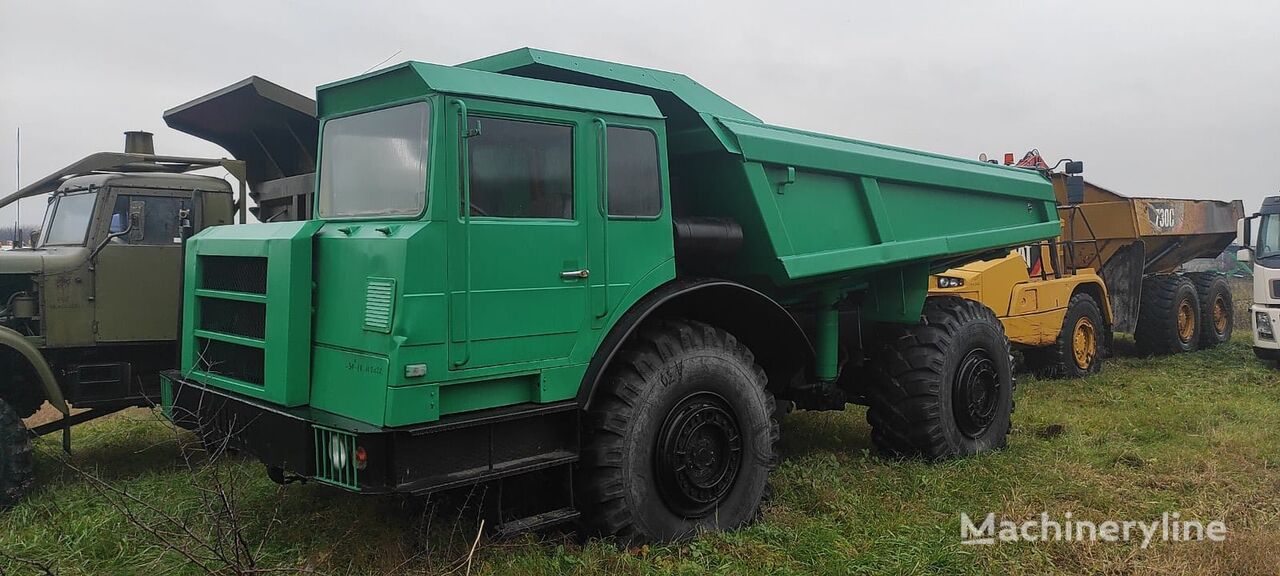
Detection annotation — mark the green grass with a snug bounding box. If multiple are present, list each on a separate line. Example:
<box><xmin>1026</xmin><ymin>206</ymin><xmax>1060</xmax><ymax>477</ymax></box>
<box><xmin>3</xmin><ymin>338</ymin><xmax>1279</xmax><ymax>575</ymax></box>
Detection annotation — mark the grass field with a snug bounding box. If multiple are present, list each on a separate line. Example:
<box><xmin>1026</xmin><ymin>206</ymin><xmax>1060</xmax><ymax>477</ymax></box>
<box><xmin>3</xmin><ymin>334</ymin><xmax>1279</xmax><ymax>574</ymax></box>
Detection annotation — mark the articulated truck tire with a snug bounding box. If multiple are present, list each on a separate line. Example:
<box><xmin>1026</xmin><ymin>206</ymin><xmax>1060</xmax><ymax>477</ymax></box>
<box><xmin>577</xmin><ymin>319</ymin><xmax>778</xmax><ymax>544</ymax></box>
<box><xmin>866</xmin><ymin>297</ymin><xmax>1014</xmax><ymax>460</ymax></box>
<box><xmin>1028</xmin><ymin>292</ymin><xmax>1106</xmax><ymax>379</ymax></box>
<box><xmin>1135</xmin><ymin>275</ymin><xmax>1201</xmax><ymax>355</ymax></box>
<box><xmin>1188</xmin><ymin>272</ymin><xmax>1233</xmax><ymax>348</ymax></box>
<box><xmin>0</xmin><ymin>399</ymin><xmax>34</xmax><ymax>508</ymax></box>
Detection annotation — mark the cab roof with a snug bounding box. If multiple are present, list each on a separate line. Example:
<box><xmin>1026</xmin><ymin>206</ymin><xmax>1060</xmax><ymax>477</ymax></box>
<box><xmin>58</xmin><ymin>171</ymin><xmax>231</xmax><ymax>193</ymax></box>
<box><xmin>317</xmin><ymin>60</ymin><xmax>664</xmax><ymax>120</ymax></box>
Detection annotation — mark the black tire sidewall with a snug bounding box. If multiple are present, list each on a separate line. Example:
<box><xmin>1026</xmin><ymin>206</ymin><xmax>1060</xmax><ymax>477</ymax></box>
<box><xmin>1199</xmin><ymin>276</ymin><xmax>1233</xmax><ymax>345</ymax></box>
<box><xmin>620</xmin><ymin>344</ymin><xmax>773</xmax><ymax>541</ymax></box>
<box><xmin>935</xmin><ymin>313</ymin><xmax>1014</xmax><ymax>457</ymax></box>
<box><xmin>0</xmin><ymin>400</ymin><xmax>33</xmax><ymax>507</ymax></box>
<box><xmin>1060</xmin><ymin>295</ymin><xmax>1104</xmax><ymax>378</ymax></box>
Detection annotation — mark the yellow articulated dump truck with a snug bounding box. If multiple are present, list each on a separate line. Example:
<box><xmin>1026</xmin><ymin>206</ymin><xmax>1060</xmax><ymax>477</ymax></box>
<box><xmin>932</xmin><ymin>152</ymin><xmax>1243</xmax><ymax>378</ymax></box>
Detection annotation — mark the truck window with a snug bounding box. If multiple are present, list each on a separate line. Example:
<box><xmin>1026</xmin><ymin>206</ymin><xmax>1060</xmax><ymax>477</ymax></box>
<box><xmin>318</xmin><ymin>102</ymin><xmax>430</xmax><ymax>219</ymax></box>
<box><xmin>466</xmin><ymin>117</ymin><xmax>573</xmax><ymax>219</ymax></box>
<box><xmin>1260</xmin><ymin>214</ymin><xmax>1280</xmax><ymax>259</ymax></box>
<box><xmin>41</xmin><ymin>191</ymin><xmax>98</xmax><ymax>246</ymax></box>
<box><xmin>109</xmin><ymin>195</ymin><xmax>191</xmax><ymax>245</ymax></box>
<box><xmin>606</xmin><ymin>127</ymin><xmax>661</xmax><ymax>217</ymax></box>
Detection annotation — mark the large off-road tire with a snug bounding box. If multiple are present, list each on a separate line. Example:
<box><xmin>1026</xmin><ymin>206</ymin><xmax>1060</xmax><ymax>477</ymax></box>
<box><xmin>1189</xmin><ymin>272</ymin><xmax>1233</xmax><ymax>348</ymax></box>
<box><xmin>1134</xmin><ymin>275</ymin><xmax>1201</xmax><ymax>355</ymax></box>
<box><xmin>1</xmin><ymin>366</ymin><xmax>45</xmax><ymax>419</ymax></box>
<box><xmin>865</xmin><ymin>297</ymin><xmax>1015</xmax><ymax>460</ymax></box>
<box><xmin>577</xmin><ymin>319</ymin><xmax>778</xmax><ymax>544</ymax></box>
<box><xmin>1029</xmin><ymin>292</ymin><xmax>1106</xmax><ymax>379</ymax></box>
<box><xmin>0</xmin><ymin>398</ymin><xmax>34</xmax><ymax>508</ymax></box>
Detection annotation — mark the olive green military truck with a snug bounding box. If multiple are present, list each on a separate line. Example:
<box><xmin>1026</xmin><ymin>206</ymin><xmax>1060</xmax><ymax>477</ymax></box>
<box><xmin>0</xmin><ymin>77</ymin><xmax>317</xmax><ymax>505</ymax></box>
<box><xmin>162</xmin><ymin>49</ymin><xmax>1064</xmax><ymax>543</ymax></box>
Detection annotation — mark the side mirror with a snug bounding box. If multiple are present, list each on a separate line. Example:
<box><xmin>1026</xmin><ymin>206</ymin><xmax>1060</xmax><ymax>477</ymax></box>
<box><xmin>110</xmin><ymin>213</ymin><xmax>126</xmax><ymax>234</ymax></box>
<box><xmin>28</xmin><ymin>230</ymin><xmax>39</xmax><ymax>246</ymax></box>
<box><xmin>1066</xmin><ymin>175</ymin><xmax>1086</xmax><ymax>205</ymax></box>
<box><xmin>1238</xmin><ymin>247</ymin><xmax>1252</xmax><ymax>264</ymax></box>
<box><xmin>1065</xmin><ymin>160</ymin><xmax>1084</xmax><ymax>175</ymax></box>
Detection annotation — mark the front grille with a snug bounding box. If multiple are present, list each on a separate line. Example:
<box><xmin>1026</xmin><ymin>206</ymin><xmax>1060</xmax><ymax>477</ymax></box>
<box><xmin>195</xmin><ymin>338</ymin><xmax>265</xmax><ymax>386</ymax></box>
<box><xmin>199</xmin><ymin>298</ymin><xmax>267</xmax><ymax>340</ymax></box>
<box><xmin>201</xmin><ymin>256</ymin><xmax>268</xmax><ymax>294</ymax></box>
<box><xmin>314</xmin><ymin>426</ymin><xmax>359</xmax><ymax>489</ymax></box>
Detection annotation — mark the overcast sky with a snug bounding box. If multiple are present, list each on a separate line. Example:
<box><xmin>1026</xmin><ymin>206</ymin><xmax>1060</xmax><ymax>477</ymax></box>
<box><xmin>1</xmin><ymin>0</ymin><xmax>1277</xmax><ymax>228</ymax></box>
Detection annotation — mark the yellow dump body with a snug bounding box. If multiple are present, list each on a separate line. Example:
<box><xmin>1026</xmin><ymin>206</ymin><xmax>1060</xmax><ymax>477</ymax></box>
<box><xmin>1053</xmin><ymin>174</ymin><xmax>1244</xmax><ymax>274</ymax></box>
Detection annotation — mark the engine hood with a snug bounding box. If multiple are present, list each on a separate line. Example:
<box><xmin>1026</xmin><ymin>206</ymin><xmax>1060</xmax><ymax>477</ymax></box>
<box><xmin>0</xmin><ymin>247</ymin><xmax>91</xmax><ymax>275</ymax></box>
<box><xmin>0</xmin><ymin>249</ymin><xmax>45</xmax><ymax>274</ymax></box>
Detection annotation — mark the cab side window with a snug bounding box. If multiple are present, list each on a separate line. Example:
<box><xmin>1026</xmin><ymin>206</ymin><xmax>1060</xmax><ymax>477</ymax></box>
<box><xmin>606</xmin><ymin>127</ymin><xmax>661</xmax><ymax>218</ymax></box>
<box><xmin>109</xmin><ymin>195</ymin><xmax>191</xmax><ymax>245</ymax></box>
<box><xmin>465</xmin><ymin>117</ymin><xmax>574</xmax><ymax>219</ymax></box>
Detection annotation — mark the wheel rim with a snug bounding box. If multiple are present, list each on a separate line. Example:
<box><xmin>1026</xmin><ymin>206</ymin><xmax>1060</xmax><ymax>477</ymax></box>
<box><xmin>1072</xmin><ymin>316</ymin><xmax>1097</xmax><ymax>370</ymax></box>
<box><xmin>953</xmin><ymin>348</ymin><xmax>1000</xmax><ymax>438</ymax></box>
<box><xmin>1213</xmin><ymin>295</ymin><xmax>1228</xmax><ymax>335</ymax></box>
<box><xmin>655</xmin><ymin>392</ymin><xmax>743</xmax><ymax>517</ymax></box>
<box><xmin>1177</xmin><ymin>299</ymin><xmax>1195</xmax><ymax>343</ymax></box>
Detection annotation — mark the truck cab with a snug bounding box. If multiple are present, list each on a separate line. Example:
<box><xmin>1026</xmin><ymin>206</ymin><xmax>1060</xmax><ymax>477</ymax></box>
<box><xmin>0</xmin><ymin>158</ymin><xmax>236</xmax><ymax>422</ymax></box>
<box><xmin>1243</xmin><ymin>196</ymin><xmax>1280</xmax><ymax>363</ymax></box>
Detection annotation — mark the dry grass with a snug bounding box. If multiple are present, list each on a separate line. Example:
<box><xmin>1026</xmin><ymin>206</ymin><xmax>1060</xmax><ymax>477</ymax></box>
<box><xmin>3</xmin><ymin>335</ymin><xmax>1279</xmax><ymax>575</ymax></box>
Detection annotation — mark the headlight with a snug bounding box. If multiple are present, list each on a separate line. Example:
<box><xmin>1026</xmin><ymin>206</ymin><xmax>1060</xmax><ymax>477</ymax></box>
<box><xmin>1257</xmin><ymin>312</ymin><xmax>1275</xmax><ymax>340</ymax></box>
<box><xmin>937</xmin><ymin>276</ymin><xmax>965</xmax><ymax>289</ymax></box>
<box><xmin>329</xmin><ymin>438</ymin><xmax>350</xmax><ymax>469</ymax></box>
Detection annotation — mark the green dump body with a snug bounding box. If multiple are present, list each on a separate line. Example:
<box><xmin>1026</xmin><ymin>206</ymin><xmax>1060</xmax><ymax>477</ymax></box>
<box><xmin>462</xmin><ymin>50</ymin><xmax>1060</xmax><ymax>302</ymax></box>
<box><xmin>173</xmin><ymin>49</ymin><xmax>1060</xmax><ymax>432</ymax></box>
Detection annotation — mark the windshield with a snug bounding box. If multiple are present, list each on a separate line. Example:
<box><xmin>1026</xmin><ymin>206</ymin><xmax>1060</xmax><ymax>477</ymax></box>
<box><xmin>1259</xmin><ymin>213</ymin><xmax>1280</xmax><ymax>259</ymax></box>
<box><xmin>318</xmin><ymin>101</ymin><xmax>430</xmax><ymax>218</ymax></box>
<box><xmin>40</xmin><ymin>191</ymin><xmax>98</xmax><ymax>247</ymax></box>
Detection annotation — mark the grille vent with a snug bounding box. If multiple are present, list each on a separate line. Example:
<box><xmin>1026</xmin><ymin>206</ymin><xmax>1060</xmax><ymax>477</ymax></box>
<box><xmin>364</xmin><ymin>278</ymin><xmax>396</xmax><ymax>333</ymax></box>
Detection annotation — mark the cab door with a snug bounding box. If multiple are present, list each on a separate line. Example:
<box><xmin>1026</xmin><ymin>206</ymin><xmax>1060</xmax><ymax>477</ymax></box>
<box><xmin>94</xmin><ymin>189</ymin><xmax>191</xmax><ymax>342</ymax></box>
<box><xmin>446</xmin><ymin>100</ymin><xmax>591</xmax><ymax>370</ymax></box>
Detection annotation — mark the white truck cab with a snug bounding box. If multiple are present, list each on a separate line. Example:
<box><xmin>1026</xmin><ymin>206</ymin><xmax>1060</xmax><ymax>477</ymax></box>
<box><xmin>1241</xmin><ymin>196</ymin><xmax>1280</xmax><ymax>365</ymax></box>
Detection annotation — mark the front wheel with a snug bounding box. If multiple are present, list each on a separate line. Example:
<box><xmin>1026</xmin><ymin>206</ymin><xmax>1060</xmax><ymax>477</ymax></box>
<box><xmin>577</xmin><ymin>319</ymin><xmax>778</xmax><ymax>544</ymax></box>
<box><xmin>866</xmin><ymin>297</ymin><xmax>1015</xmax><ymax>460</ymax></box>
<box><xmin>0</xmin><ymin>398</ymin><xmax>34</xmax><ymax>508</ymax></box>
<box><xmin>1030</xmin><ymin>292</ymin><xmax>1107</xmax><ymax>379</ymax></box>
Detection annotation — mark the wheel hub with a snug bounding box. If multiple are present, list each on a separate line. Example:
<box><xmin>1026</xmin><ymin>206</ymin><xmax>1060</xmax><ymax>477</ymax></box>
<box><xmin>1177</xmin><ymin>299</ymin><xmax>1195</xmax><ymax>343</ymax></box>
<box><xmin>1213</xmin><ymin>295</ymin><xmax>1228</xmax><ymax>334</ymax></box>
<box><xmin>655</xmin><ymin>392</ymin><xmax>743</xmax><ymax>517</ymax></box>
<box><xmin>1072</xmin><ymin>316</ymin><xmax>1097</xmax><ymax>371</ymax></box>
<box><xmin>953</xmin><ymin>348</ymin><xmax>1000</xmax><ymax>438</ymax></box>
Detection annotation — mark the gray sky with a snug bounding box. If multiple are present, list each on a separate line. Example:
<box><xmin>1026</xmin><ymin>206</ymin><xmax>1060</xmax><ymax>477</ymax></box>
<box><xmin>2</xmin><ymin>0</ymin><xmax>1277</xmax><ymax>229</ymax></box>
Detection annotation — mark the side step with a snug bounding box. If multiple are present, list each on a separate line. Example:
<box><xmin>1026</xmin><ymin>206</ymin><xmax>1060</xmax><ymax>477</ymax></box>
<box><xmin>490</xmin><ymin>507</ymin><xmax>580</xmax><ymax>539</ymax></box>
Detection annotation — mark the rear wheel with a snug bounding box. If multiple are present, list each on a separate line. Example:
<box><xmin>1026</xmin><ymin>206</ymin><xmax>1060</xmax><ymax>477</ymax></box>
<box><xmin>1030</xmin><ymin>293</ymin><xmax>1106</xmax><ymax>379</ymax></box>
<box><xmin>1189</xmin><ymin>272</ymin><xmax>1233</xmax><ymax>348</ymax></box>
<box><xmin>577</xmin><ymin>319</ymin><xmax>778</xmax><ymax>544</ymax></box>
<box><xmin>1135</xmin><ymin>275</ymin><xmax>1200</xmax><ymax>355</ymax></box>
<box><xmin>0</xmin><ymin>398</ymin><xmax>34</xmax><ymax>508</ymax></box>
<box><xmin>866</xmin><ymin>297</ymin><xmax>1014</xmax><ymax>460</ymax></box>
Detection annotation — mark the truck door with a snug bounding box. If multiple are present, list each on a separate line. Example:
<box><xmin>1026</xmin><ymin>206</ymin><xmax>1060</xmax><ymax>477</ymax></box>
<box><xmin>447</xmin><ymin>102</ymin><xmax>590</xmax><ymax>369</ymax></box>
<box><xmin>94</xmin><ymin>189</ymin><xmax>191</xmax><ymax>342</ymax></box>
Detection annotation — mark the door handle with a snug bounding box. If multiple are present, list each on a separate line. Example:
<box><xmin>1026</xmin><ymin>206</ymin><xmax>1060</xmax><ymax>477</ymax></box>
<box><xmin>561</xmin><ymin>269</ymin><xmax>590</xmax><ymax>279</ymax></box>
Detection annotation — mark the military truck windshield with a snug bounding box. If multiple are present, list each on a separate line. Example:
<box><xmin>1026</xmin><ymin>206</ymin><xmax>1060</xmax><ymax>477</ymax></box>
<box><xmin>40</xmin><ymin>191</ymin><xmax>98</xmax><ymax>246</ymax></box>
<box><xmin>1259</xmin><ymin>213</ymin><xmax>1280</xmax><ymax>259</ymax></box>
<box><xmin>318</xmin><ymin>102</ymin><xmax>430</xmax><ymax>218</ymax></box>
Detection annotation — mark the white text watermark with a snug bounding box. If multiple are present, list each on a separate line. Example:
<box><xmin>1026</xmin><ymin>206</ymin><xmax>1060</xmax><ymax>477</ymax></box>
<box><xmin>960</xmin><ymin>512</ymin><xmax>1226</xmax><ymax>548</ymax></box>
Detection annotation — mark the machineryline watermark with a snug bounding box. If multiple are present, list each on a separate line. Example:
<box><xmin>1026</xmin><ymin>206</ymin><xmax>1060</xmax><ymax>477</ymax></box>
<box><xmin>960</xmin><ymin>512</ymin><xmax>1227</xmax><ymax>548</ymax></box>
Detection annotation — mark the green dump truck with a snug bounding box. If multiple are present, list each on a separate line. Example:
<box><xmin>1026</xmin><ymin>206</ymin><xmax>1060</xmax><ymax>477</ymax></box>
<box><xmin>162</xmin><ymin>48</ymin><xmax>1061</xmax><ymax>542</ymax></box>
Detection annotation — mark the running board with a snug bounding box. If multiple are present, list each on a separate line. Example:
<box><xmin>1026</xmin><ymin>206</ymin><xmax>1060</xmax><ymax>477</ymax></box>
<box><xmin>491</xmin><ymin>507</ymin><xmax>581</xmax><ymax>539</ymax></box>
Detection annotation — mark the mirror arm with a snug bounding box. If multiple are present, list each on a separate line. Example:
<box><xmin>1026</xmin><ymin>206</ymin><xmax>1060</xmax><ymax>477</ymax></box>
<box><xmin>89</xmin><ymin>225</ymin><xmax>131</xmax><ymax>262</ymax></box>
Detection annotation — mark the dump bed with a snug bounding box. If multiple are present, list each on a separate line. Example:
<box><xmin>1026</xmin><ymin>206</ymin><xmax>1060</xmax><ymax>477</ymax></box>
<box><xmin>464</xmin><ymin>49</ymin><xmax>1061</xmax><ymax>296</ymax></box>
<box><xmin>1054</xmin><ymin>174</ymin><xmax>1244</xmax><ymax>274</ymax></box>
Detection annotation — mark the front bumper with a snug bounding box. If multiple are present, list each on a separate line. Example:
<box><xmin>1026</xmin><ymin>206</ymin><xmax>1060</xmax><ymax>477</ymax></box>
<box><xmin>160</xmin><ymin>371</ymin><xmax>579</xmax><ymax>494</ymax></box>
<box><xmin>1250</xmin><ymin>304</ymin><xmax>1280</xmax><ymax>351</ymax></box>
